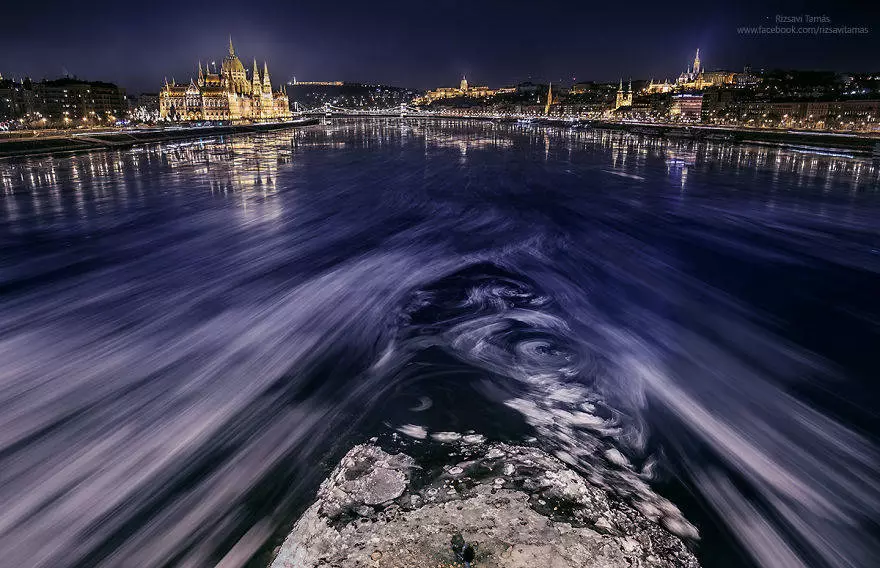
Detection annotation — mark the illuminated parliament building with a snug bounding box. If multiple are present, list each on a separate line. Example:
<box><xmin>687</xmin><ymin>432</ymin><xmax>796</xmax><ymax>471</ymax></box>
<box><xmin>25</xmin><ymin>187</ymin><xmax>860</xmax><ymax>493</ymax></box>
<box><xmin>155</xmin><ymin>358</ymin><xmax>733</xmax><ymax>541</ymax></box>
<box><xmin>159</xmin><ymin>38</ymin><xmax>292</xmax><ymax>122</ymax></box>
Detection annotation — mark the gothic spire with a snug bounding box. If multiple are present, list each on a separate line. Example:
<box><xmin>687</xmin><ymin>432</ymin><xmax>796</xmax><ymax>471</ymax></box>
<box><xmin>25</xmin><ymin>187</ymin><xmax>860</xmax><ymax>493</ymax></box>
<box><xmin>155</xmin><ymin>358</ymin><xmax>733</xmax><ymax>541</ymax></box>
<box><xmin>252</xmin><ymin>58</ymin><xmax>262</xmax><ymax>93</ymax></box>
<box><xmin>228</xmin><ymin>36</ymin><xmax>235</xmax><ymax>57</ymax></box>
<box><xmin>545</xmin><ymin>82</ymin><xmax>553</xmax><ymax>116</ymax></box>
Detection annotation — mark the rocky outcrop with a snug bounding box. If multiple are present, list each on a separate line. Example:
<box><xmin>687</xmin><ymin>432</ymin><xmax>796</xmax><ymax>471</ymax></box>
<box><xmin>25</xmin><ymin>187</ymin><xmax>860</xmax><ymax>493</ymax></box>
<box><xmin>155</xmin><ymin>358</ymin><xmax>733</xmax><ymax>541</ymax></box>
<box><xmin>270</xmin><ymin>442</ymin><xmax>700</xmax><ymax>568</ymax></box>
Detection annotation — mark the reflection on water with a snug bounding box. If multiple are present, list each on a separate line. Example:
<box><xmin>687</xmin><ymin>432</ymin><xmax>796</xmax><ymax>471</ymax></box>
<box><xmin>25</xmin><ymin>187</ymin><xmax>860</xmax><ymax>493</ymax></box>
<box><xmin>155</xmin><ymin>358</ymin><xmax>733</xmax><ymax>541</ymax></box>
<box><xmin>0</xmin><ymin>119</ymin><xmax>878</xmax><ymax>568</ymax></box>
<box><xmin>4</xmin><ymin>121</ymin><xmax>876</xmax><ymax>221</ymax></box>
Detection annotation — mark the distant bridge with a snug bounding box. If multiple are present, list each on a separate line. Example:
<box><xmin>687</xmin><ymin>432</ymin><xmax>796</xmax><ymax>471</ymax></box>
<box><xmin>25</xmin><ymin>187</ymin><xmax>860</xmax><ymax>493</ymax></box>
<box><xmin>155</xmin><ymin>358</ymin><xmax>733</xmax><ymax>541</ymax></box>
<box><xmin>296</xmin><ymin>102</ymin><xmax>435</xmax><ymax>118</ymax></box>
<box><xmin>292</xmin><ymin>102</ymin><xmax>577</xmax><ymax>123</ymax></box>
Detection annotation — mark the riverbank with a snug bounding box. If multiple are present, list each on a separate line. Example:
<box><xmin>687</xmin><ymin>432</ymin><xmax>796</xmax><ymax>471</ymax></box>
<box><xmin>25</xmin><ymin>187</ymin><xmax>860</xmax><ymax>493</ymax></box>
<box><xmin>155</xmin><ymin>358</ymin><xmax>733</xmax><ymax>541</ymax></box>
<box><xmin>415</xmin><ymin>115</ymin><xmax>880</xmax><ymax>157</ymax></box>
<box><xmin>570</xmin><ymin>120</ymin><xmax>880</xmax><ymax>157</ymax></box>
<box><xmin>5</xmin><ymin>115</ymin><xmax>879</xmax><ymax>160</ymax></box>
<box><xmin>0</xmin><ymin>119</ymin><xmax>320</xmax><ymax>158</ymax></box>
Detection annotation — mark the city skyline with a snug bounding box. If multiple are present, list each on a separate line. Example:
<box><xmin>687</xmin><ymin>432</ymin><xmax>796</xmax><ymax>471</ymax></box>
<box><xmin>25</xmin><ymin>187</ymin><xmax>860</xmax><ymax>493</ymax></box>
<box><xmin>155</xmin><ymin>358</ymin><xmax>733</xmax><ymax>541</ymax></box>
<box><xmin>2</xmin><ymin>3</ymin><xmax>879</xmax><ymax>568</ymax></box>
<box><xmin>1</xmin><ymin>0</ymin><xmax>876</xmax><ymax>93</ymax></box>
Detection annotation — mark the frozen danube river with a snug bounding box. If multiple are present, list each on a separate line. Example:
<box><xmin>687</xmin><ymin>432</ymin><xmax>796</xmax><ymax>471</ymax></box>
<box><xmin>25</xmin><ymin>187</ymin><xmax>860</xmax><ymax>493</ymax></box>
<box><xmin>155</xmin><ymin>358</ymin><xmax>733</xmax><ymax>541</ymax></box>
<box><xmin>0</xmin><ymin>119</ymin><xmax>878</xmax><ymax>568</ymax></box>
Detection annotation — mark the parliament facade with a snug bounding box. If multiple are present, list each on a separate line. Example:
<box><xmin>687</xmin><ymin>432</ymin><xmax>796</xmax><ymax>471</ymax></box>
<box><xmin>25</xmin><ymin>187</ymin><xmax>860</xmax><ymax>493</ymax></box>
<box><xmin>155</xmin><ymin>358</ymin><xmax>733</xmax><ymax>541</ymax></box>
<box><xmin>159</xmin><ymin>38</ymin><xmax>292</xmax><ymax>122</ymax></box>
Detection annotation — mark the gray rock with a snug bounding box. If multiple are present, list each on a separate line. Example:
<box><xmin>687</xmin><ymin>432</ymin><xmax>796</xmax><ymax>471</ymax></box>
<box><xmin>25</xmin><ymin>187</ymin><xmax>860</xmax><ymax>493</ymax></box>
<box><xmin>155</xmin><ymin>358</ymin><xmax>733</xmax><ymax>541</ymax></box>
<box><xmin>270</xmin><ymin>442</ymin><xmax>700</xmax><ymax>568</ymax></box>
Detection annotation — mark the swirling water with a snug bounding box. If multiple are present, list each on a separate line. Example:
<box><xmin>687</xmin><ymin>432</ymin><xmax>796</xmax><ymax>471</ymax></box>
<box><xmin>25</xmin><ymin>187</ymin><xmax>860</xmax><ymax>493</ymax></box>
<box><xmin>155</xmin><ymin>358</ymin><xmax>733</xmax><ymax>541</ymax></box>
<box><xmin>0</xmin><ymin>119</ymin><xmax>878</xmax><ymax>568</ymax></box>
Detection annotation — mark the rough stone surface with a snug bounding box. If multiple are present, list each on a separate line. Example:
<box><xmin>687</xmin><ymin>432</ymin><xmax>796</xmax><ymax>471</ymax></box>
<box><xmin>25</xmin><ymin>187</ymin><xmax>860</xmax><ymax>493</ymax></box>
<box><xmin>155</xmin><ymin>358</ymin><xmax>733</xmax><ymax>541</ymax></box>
<box><xmin>270</xmin><ymin>442</ymin><xmax>700</xmax><ymax>568</ymax></box>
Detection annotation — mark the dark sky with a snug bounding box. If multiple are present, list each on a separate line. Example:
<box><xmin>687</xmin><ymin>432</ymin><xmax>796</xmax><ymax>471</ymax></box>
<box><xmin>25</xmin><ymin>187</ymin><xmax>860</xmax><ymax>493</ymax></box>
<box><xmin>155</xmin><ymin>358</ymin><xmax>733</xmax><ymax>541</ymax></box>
<box><xmin>1</xmin><ymin>0</ymin><xmax>876</xmax><ymax>93</ymax></box>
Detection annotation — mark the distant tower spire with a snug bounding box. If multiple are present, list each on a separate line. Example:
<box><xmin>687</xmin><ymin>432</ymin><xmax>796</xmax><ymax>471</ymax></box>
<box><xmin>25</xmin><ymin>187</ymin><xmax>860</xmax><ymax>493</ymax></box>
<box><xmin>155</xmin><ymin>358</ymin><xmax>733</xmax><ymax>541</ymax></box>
<box><xmin>615</xmin><ymin>78</ymin><xmax>632</xmax><ymax>109</ymax></box>
<box><xmin>545</xmin><ymin>82</ymin><xmax>553</xmax><ymax>116</ymax></box>
<box><xmin>229</xmin><ymin>36</ymin><xmax>235</xmax><ymax>56</ymax></box>
<box><xmin>693</xmin><ymin>48</ymin><xmax>701</xmax><ymax>75</ymax></box>
<box><xmin>198</xmin><ymin>61</ymin><xmax>204</xmax><ymax>86</ymax></box>
<box><xmin>460</xmin><ymin>75</ymin><xmax>468</xmax><ymax>91</ymax></box>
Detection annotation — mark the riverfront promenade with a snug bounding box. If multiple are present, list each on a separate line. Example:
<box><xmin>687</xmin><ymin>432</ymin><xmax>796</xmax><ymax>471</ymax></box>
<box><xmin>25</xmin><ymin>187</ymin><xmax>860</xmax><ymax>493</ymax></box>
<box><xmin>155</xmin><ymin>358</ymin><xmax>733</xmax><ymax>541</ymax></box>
<box><xmin>0</xmin><ymin>119</ymin><xmax>319</xmax><ymax>158</ymax></box>
<box><xmin>2</xmin><ymin>116</ymin><xmax>879</xmax><ymax>159</ymax></box>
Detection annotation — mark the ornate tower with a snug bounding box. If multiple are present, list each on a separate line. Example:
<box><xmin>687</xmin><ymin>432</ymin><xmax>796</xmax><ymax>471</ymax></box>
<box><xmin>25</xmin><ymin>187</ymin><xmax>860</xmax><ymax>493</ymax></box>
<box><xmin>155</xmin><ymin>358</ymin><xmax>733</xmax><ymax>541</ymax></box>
<box><xmin>615</xmin><ymin>78</ymin><xmax>632</xmax><ymax>109</ymax></box>
<box><xmin>251</xmin><ymin>58</ymin><xmax>261</xmax><ymax>95</ymax></box>
<box><xmin>545</xmin><ymin>82</ymin><xmax>553</xmax><ymax>116</ymax></box>
<box><xmin>251</xmin><ymin>58</ymin><xmax>263</xmax><ymax>117</ymax></box>
<box><xmin>693</xmin><ymin>49</ymin><xmax>701</xmax><ymax>75</ymax></box>
<box><xmin>198</xmin><ymin>61</ymin><xmax>204</xmax><ymax>87</ymax></box>
<box><xmin>460</xmin><ymin>75</ymin><xmax>468</xmax><ymax>92</ymax></box>
<box><xmin>221</xmin><ymin>36</ymin><xmax>247</xmax><ymax>94</ymax></box>
<box><xmin>262</xmin><ymin>61</ymin><xmax>272</xmax><ymax>94</ymax></box>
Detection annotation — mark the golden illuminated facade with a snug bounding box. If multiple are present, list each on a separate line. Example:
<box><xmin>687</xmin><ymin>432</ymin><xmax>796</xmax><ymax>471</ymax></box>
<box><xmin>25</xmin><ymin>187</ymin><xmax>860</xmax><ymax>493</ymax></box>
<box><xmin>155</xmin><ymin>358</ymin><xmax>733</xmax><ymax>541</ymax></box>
<box><xmin>615</xmin><ymin>79</ymin><xmax>633</xmax><ymax>109</ymax></box>
<box><xmin>644</xmin><ymin>79</ymin><xmax>674</xmax><ymax>94</ymax></box>
<box><xmin>159</xmin><ymin>37</ymin><xmax>292</xmax><ymax>122</ymax></box>
<box><xmin>644</xmin><ymin>49</ymin><xmax>735</xmax><ymax>94</ymax></box>
<box><xmin>415</xmin><ymin>76</ymin><xmax>497</xmax><ymax>104</ymax></box>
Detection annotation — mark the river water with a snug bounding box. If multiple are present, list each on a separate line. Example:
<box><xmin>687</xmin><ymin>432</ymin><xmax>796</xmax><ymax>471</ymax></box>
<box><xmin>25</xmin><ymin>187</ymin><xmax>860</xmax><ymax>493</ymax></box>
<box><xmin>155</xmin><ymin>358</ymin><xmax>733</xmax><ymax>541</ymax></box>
<box><xmin>0</xmin><ymin>119</ymin><xmax>878</xmax><ymax>568</ymax></box>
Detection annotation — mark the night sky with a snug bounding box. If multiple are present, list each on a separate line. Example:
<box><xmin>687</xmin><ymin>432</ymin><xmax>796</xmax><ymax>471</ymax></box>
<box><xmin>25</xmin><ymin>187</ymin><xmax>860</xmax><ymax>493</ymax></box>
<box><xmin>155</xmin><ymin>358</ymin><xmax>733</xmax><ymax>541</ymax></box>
<box><xmin>1</xmin><ymin>0</ymin><xmax>876</xmax><ymax>94</ymax></box>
